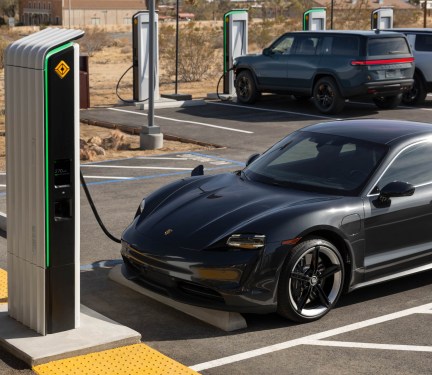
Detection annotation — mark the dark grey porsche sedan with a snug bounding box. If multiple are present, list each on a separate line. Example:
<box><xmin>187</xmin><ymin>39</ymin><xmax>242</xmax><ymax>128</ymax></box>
<box><xmin>121</xmin><ymin>119</ymin><xmax>432</xmax><ymax>323</ymax></box>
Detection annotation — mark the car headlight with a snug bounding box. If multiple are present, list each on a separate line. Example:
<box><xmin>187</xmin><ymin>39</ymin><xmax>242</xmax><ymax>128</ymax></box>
<box><xmin>227</xmin><ymin>234</ymin><xmax>265</xmax><ymax>250</ymax></box>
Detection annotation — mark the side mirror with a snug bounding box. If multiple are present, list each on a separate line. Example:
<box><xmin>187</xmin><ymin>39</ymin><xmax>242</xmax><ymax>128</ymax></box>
<box><xmin>191</xmin><ymin>165</ymin><xmax>204</xmax><ymax>176</ymax></box>
<box><xmin>246</xmin><ymin>153</ymin><xmax>260</xmax><ymax>167</ymax></box>
<box><xmin>379</xmin><ymin>181</ymin><xmax>415</xmax><ymax>202</ymax></box>
<box><xmin>263</xmin><ymin>47</ymin><xmax>270</xmax><ymax>56</ymax></box>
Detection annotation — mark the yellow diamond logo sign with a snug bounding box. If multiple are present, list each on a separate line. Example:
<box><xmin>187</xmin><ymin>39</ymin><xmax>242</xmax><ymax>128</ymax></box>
<box><xmin>54</xmin><ymin>60</ymin><xmax>70</xmax><ymax>79</ymax></box>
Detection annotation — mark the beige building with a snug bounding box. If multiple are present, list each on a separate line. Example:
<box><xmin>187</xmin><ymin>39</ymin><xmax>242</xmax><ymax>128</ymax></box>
<box><xmin>19</xmin><ymin>0</ymin><xmax>146</xmax><ymax>26</ymax></box>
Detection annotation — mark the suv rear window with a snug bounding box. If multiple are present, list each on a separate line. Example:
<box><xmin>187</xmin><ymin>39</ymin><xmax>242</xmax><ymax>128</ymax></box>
<box><xmin>415</xmin><ymin>34</ymin><xmax>432</xmax><ymax>52</ymax></box>
<box><xmin>367</xmin><ymin>37</ymin><xmax>410</xmax><ymax>56</ymax></box>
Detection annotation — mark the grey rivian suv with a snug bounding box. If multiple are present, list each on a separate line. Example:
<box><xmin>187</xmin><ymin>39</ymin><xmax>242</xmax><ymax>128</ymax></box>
<box><xmin>233</xmin><ymin>30</ymin><xmax>414</xmax><ymax>114</ymax></box>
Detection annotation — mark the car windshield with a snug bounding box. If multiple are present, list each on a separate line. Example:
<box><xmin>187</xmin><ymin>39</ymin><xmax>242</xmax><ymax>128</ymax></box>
<box><xmin>244</xmin><ymin>131</ymin><xmax>388</xmax><ymax>196</ymax></box>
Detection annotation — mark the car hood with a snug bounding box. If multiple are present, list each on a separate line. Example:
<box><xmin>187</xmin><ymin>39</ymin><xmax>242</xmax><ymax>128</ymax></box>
<box><xmin>133</xmin><ymin>173</ymin><xmax>340</xmax><ymax>250</ymax></box>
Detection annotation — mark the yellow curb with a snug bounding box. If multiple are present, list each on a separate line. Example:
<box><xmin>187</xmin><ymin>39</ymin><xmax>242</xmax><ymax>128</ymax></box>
<box><xmin>0</xmin><ymin>268</ymin><xmax>7</xmax><ymax>304</ymax></box>
<box><xmin>33</xmin><ymin>343</ymin><xmax>199</xmax><ymax>375</ymax></box>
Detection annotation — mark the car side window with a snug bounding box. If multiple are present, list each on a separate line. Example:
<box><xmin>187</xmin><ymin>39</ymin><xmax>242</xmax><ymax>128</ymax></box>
<box><xmin>414</xmin><ymin>34</ymin><xmax>432</xmax><ymax>52</ymax></box>
<box><xmin>293</xmin><ymin>36</ymin><xmax>319</xmax><ymax>55</ymax></box>
<box><xmin>378</xmin><ymin>142</ymin><xmax>432</xmax><ymax>188</ymax></box>
<box><xmin>271</xmin><ymin>35</ymin><xmax>295</xmax><ymax>55</ymax></box>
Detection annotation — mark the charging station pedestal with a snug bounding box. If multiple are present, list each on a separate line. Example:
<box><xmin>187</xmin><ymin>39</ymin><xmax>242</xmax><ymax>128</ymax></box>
<box><xmin>371</xmin><ymin>7</ymin><xmax>394</xmax><ymax>29</ymax></box>
<box><xmin>303</xmin><ymin>8</ymin><xmax>326</xmax><ymax>31</ymax></box>
<box><xmin>132</xmin><ymin>10</ymin><xmax>160</xmax><ymax>103</ymax></box>
<box><xmin>5</xmin><ymin>28</ymin><xmax>83</xmax><ymax>335</ymax></box>
<box><xmin>223</xmin><ymin>10</ymin><xmax>248</xmax><ymax>96</ymax></box>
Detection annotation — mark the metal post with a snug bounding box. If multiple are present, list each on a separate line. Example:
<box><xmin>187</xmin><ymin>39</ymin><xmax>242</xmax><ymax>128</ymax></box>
<box><xmin>330</xmin><ymin>0</ymin><xmax>334</xmax><ymax>30</ymax></box>
<box><xmin>140</xmin><ymin>0</ymin><xmax>163</xmax><ymax>150</ymax></box>
<box><xmin>424</xmin><ymin>1</ymin><xmax>427</xmax><ymax>28</ymax></box>
<box><xmin>175</xmin><ymin>0</ymin><xmax>179</xmax><ymax>94</ymax></box>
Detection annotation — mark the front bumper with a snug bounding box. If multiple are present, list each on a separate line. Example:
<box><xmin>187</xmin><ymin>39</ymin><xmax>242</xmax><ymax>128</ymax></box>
<box><xmin>120</xmin><ymin>240</ymin><xmax>280</xmax><ymax>313</ymax></box>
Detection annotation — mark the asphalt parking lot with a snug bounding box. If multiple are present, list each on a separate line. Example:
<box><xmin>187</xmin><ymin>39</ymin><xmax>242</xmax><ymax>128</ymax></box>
<box><xmin>1</xmin><ymin>95</ymin><xmax>431</xmax><ymax>374</ymax></box>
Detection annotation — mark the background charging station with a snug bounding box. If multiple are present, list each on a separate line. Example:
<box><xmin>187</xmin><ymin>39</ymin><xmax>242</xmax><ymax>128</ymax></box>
<box><xmin>5</xmin><ymin>28</ymin><xmax>83</xmax><ymax>335</ymax></box>
<box><xmin>371</xmin><ymin>7</ymin><xmax>394</xmax><ymax>29</ymax></box>
<box><xmin>303</xmin><ymin>8</ymin><xmax>327</xmax><ymax>31</ymax></box>
<box><xmin>223</xmin><ymin>9</ymin><xmax>248</xmax><ymax>96</ymax></box>
<box><xmin>132</xmin><ymin>10</ymin><xmax>160</xmax><ymax>102</ymax></box>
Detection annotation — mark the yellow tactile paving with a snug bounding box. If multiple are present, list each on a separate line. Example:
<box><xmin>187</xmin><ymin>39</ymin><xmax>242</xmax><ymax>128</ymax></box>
<box><xmin>0</xmin><ymin>268</ymin><xmax>7</xmax><ymax>304</ymax></box>
<box><xmin>33</xmin><ymin>341</ymin><xmax>199</xmax><ymax>375</ymax></box>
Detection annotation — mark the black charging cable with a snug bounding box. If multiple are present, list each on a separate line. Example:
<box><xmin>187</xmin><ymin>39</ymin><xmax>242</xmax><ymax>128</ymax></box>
<box><xmin>115</xmin><ymin>65</ymin><xmax>149</xmax><ymax>104</ymax></box>
<box><xmin>216</xmin><ymin>67</ymin><xmax>236</xmax><ymax>101</ymax></box>
<box><xmin>80</xmin><ymin>170</ymin><xmax>121</xmax><ymax>244</ymax></box>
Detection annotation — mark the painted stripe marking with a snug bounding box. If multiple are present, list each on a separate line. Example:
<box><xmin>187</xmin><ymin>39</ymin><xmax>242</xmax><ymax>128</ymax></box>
<box><xmin>81</xmin><ymin>165</ymin><xmax>193</xmax><ymax>171</ymax></box>
<box><xmin>108</xmin><ymin>107</ymin><xmax>254</xmax><ymax>134</ymax></box>
<box><xmin>306</xmin><ymin>340</ymin><xmax>432</xmax><ymax>352</ymax></box>
<box><xmin>83</xmin><ymin>175</ymin><xmax>132</xmax><ymax>180</ymax></box>
<box><xmin>190</xmin><ymin>302</ymin><xmax>432</xmax><ymax>371</ymax></box>
<box><xmin>0</xmin><ymin>268</ymin><xmax>7</xmax><ymax>304</ymax></box>
<box><xmin>209</xmin><ymin>101</ymin><xmax>342</xmax><ymax>120</ymax></box>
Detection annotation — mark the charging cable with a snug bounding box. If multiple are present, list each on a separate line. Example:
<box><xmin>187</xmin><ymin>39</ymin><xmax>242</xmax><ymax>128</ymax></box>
<box><xmin>216</xmin><ymin>67</ymin><xmax>236</xmax><ymax>101</ymax></box>
<box><xmin>80</xmin><ymin>170</ymin><xmax>121</xmax><ymax>244</ymax></box>
<box><xmin>115</xmin><ymin>65</ymin><xmax>149</xmax><ymax>104</ymax></box>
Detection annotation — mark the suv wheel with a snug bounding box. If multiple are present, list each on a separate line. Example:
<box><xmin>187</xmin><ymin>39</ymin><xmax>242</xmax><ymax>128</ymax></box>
<box><xmin>373</xmin><ymin>94</ymin><xmax>402</xmax><ymax>109</ymax></box>
<box><xmin>235</xmin><ymin>70</ymin><xmax>260</xmax><ymax>104</ymax></box>
<box><xmin>313</xmin><ymin>77</ymin><xmax>345</xmax><ymax>114</ymax></box>
<box><xmin>402</xmin><ymin>74</ymin><xmax>427</xmax><ymax>106</ymax></box>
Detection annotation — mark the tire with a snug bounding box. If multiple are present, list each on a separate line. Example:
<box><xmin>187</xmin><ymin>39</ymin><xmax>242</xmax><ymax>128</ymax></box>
<box><xmin>277</xmin><ymin>237</ymin><xmax>344</xmax><ymax>323</ymax></box>
<box><xmin>402</xmin><ymin>74</ymin><xmax>427</xmax><ymax>106</ymax></box>
<box><xmin>373</xmin><ymin>94</ymin><xmax>402</xmax><ymax>109</ymax></box>
<box><xmin>235</xmin><ymin>70</ymin><xmax>260</xmax><ymax>104</ymax></box>
<box><xmin>313</xmin><ymin>77</ymin><xmax>345</xmax><ymax>114</ymax></box>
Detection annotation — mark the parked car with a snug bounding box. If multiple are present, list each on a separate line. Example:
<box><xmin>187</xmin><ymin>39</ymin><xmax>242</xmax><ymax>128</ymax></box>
<box><xmin>384</xmin><ymin>28</ymin><xmax>432</xmax><ymax>105</ymax></box>
<box><xmin>233</xmin><ymin>30</ymin><xmax>414</xmax><ymax>114</ymax></box>
<box><xmin>121</xmin><ymin>119</ymin><xmax>432</xmax><ymax>323</ymax></box>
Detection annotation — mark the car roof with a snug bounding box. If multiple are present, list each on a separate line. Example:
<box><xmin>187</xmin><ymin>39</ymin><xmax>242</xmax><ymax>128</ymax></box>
<box><xmin>385</xmin><ymin>28</ymin><xmax>432</xmax><ymax>34</ymax></box>
<box><xmin>287</xmin><ymin>30</ymin><xmax>405</xmax><ymax>37</ymax></box>
<box><xmin>302</xmin><ymin>119</ymin><xmax>432</xmax><ymax>145</ymax></box>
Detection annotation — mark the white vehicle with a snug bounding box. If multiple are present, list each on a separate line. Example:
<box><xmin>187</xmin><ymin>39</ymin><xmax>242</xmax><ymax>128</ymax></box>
<box><xmin>388</xmin><ymin>29</ymin><xmax>432</xmax><ymax>105</ymax></box>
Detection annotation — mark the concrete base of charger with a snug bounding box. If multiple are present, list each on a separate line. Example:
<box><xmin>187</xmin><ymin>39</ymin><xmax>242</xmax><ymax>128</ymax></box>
<box><xmin>0</xmin><ymin>304</ymin><xmax>141</xmax><ymax>367</ymax></box>
<box><xmin>109</xmin><ymin>264</ymin><xmax>247</xmax><ymax>332</ymax></box>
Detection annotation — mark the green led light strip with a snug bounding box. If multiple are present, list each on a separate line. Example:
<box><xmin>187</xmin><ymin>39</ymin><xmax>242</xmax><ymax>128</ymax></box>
<box><xmin>43</xmin><ymin>42</ymin><xmax>73</xmax><ymax>268</ymax></box>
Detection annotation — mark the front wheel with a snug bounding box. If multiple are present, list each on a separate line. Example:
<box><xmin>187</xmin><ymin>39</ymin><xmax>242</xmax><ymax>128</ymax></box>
<box><xmin>373</xmin><ymin>94</ymin><xmax>402</xmax><ymax>109</ymax></box>
<box><xmin>277</xmin><ymin>237</ymin><xmax>345</xmax><ymax>323</ymax></box>
<box><xmin>312</xmin><ymin>77</ymin><xmax>345</xmax><ymax>114</ymax></box>
<box><xmin>235</xmin><ymin>70</ymin><xmax>260</xmax><ymax>104</ymax></box>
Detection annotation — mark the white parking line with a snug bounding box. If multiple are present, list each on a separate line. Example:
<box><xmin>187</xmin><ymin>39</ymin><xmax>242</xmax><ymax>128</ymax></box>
<box><xmin>135</xmin><ymin>157</ymin><xmax>188</xmax><ymax>160</ymax></box>
<box><xmin>209</xmin><ymin>101</ymin><xmax>341</xmax><ymax>120</ymax></box>
<box><xmin>81</xmin><ymin>164</ymin><xmax>192</xmax><ymax>171</ymax></box>
<box><xmin>190</xmin><ymin>302</ymin><xmax>432</xmax><ymax>372</ymax></box>
<box><xmin>83</xmin><ymin>175</ymin><xmax>132</xmax><ymax>180</ymax></box>
<box><xmin>108</xmin><ymin>107</ymin><xmax>254</xmax><ymax>134</ymax></box>
<box><xmin>306</xmin><ymin>340</ymin><xmax>432</xmax><ymax>353</ymax></box>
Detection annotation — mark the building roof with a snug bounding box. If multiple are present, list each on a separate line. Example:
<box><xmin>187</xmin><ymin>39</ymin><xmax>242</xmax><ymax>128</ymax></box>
<box><xmin>314</xmin><ymin>0</ymin><xmax>417</xmax><ymax>10</ymax></box>
<box><xmin>68</xmin><ymin>1</ymin><xmax>146</xmax><ymax>10</ymax></box>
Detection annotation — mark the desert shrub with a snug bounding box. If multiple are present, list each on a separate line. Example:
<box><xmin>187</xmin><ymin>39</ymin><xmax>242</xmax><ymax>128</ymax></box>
<box><xmin>159</xmin><ymin>22</ymin><xmax>219</xmax><ymax>82</ymax></box>
<box><xmin>80</xmin><ymin>28</ymin><xmax>110</xmax><ymax>57</ymax></box>
<box><xmin>249</xmin><ymin>20</ymin><xmax>279</xmax><ymax>50</ymax></box>
<box><xmin>0</xmin><ymin>37</ymin><xmax>9</xmax><ymax>69</ymax></box>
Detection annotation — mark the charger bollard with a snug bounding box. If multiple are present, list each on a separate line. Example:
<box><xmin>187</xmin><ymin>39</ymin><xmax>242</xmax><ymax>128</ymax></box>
<box><xmin>223</xmin><ymin>9</ymin><xmax>248</xmax><ymax>96</ymax></box>
<box><xmin>303</xmin><ymin>8</ymin><xmax>326</xmax><ymax>31</ymax></box>
<box><xmin>132</xmin><ymin>10</ymin><xmax>160</xmax><ymax>102</ymax></box>
<box><xmin>5</xmin><ymin>28</ymin><xmax>84</xmax><ymax>335</ymax></box>
<box><xmin>371</xmin><ymin>7</ymin><xmax>394</xmax><ymax>29</ymax></box>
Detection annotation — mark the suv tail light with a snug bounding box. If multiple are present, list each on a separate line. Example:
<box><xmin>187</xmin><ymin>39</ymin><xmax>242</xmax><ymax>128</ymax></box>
<box><xmin>351</xmin><ymin>57</ymin><xmax>414</xmax><ymax>66</ymax></box>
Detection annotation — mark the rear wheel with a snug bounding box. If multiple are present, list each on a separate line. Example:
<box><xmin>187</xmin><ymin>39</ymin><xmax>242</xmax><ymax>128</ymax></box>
<box><xmin>235</xmin><ymin>70</ymin><xmax>260</xmax><ymax>104</ymax></box>
<box><xmin>402</xmin><ymin>74</ymin><xmax>427</xmax><ymax>105</ymax></box>
<box><xmin>313</xmin><ymin>77</ymin><xmax>345</xmax><ymax>114</ymax></box>
<box><xmin>373</xmin><ymin>94</ymin><xmax>402</xmax><ymax>109</ymax></box>
<box><xmin>277</xmin><ymin>237</ymin><xmax>344</xmax><ymax>323</ymax></box>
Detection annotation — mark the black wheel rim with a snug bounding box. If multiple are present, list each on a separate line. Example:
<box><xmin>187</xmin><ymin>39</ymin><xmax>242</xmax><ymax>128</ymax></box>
<box><xmin>288</xmin><ymin>244</ymin><xmax>342</xmax><ymax>317</ymax></box>
<box><xmin>316</xmin><ymin>83</ymin><xmax>334</xmax><ymax>109</ymax></box>
<box><xmin>237</xmin><ymin>76</ymin><xmax>250</xmax><ymax>99</ymax></box>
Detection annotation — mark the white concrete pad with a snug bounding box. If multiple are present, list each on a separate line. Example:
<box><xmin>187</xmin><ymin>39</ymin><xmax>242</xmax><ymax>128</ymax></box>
<box><xmin>0</xmin><ymin>304</ymin><xmax>141</xmax><ymax>366</ymax></box>
<box><xmin>109</xmin><ymin>264</ymin><xmax>247</xmax><ymax>332</ymax></box>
